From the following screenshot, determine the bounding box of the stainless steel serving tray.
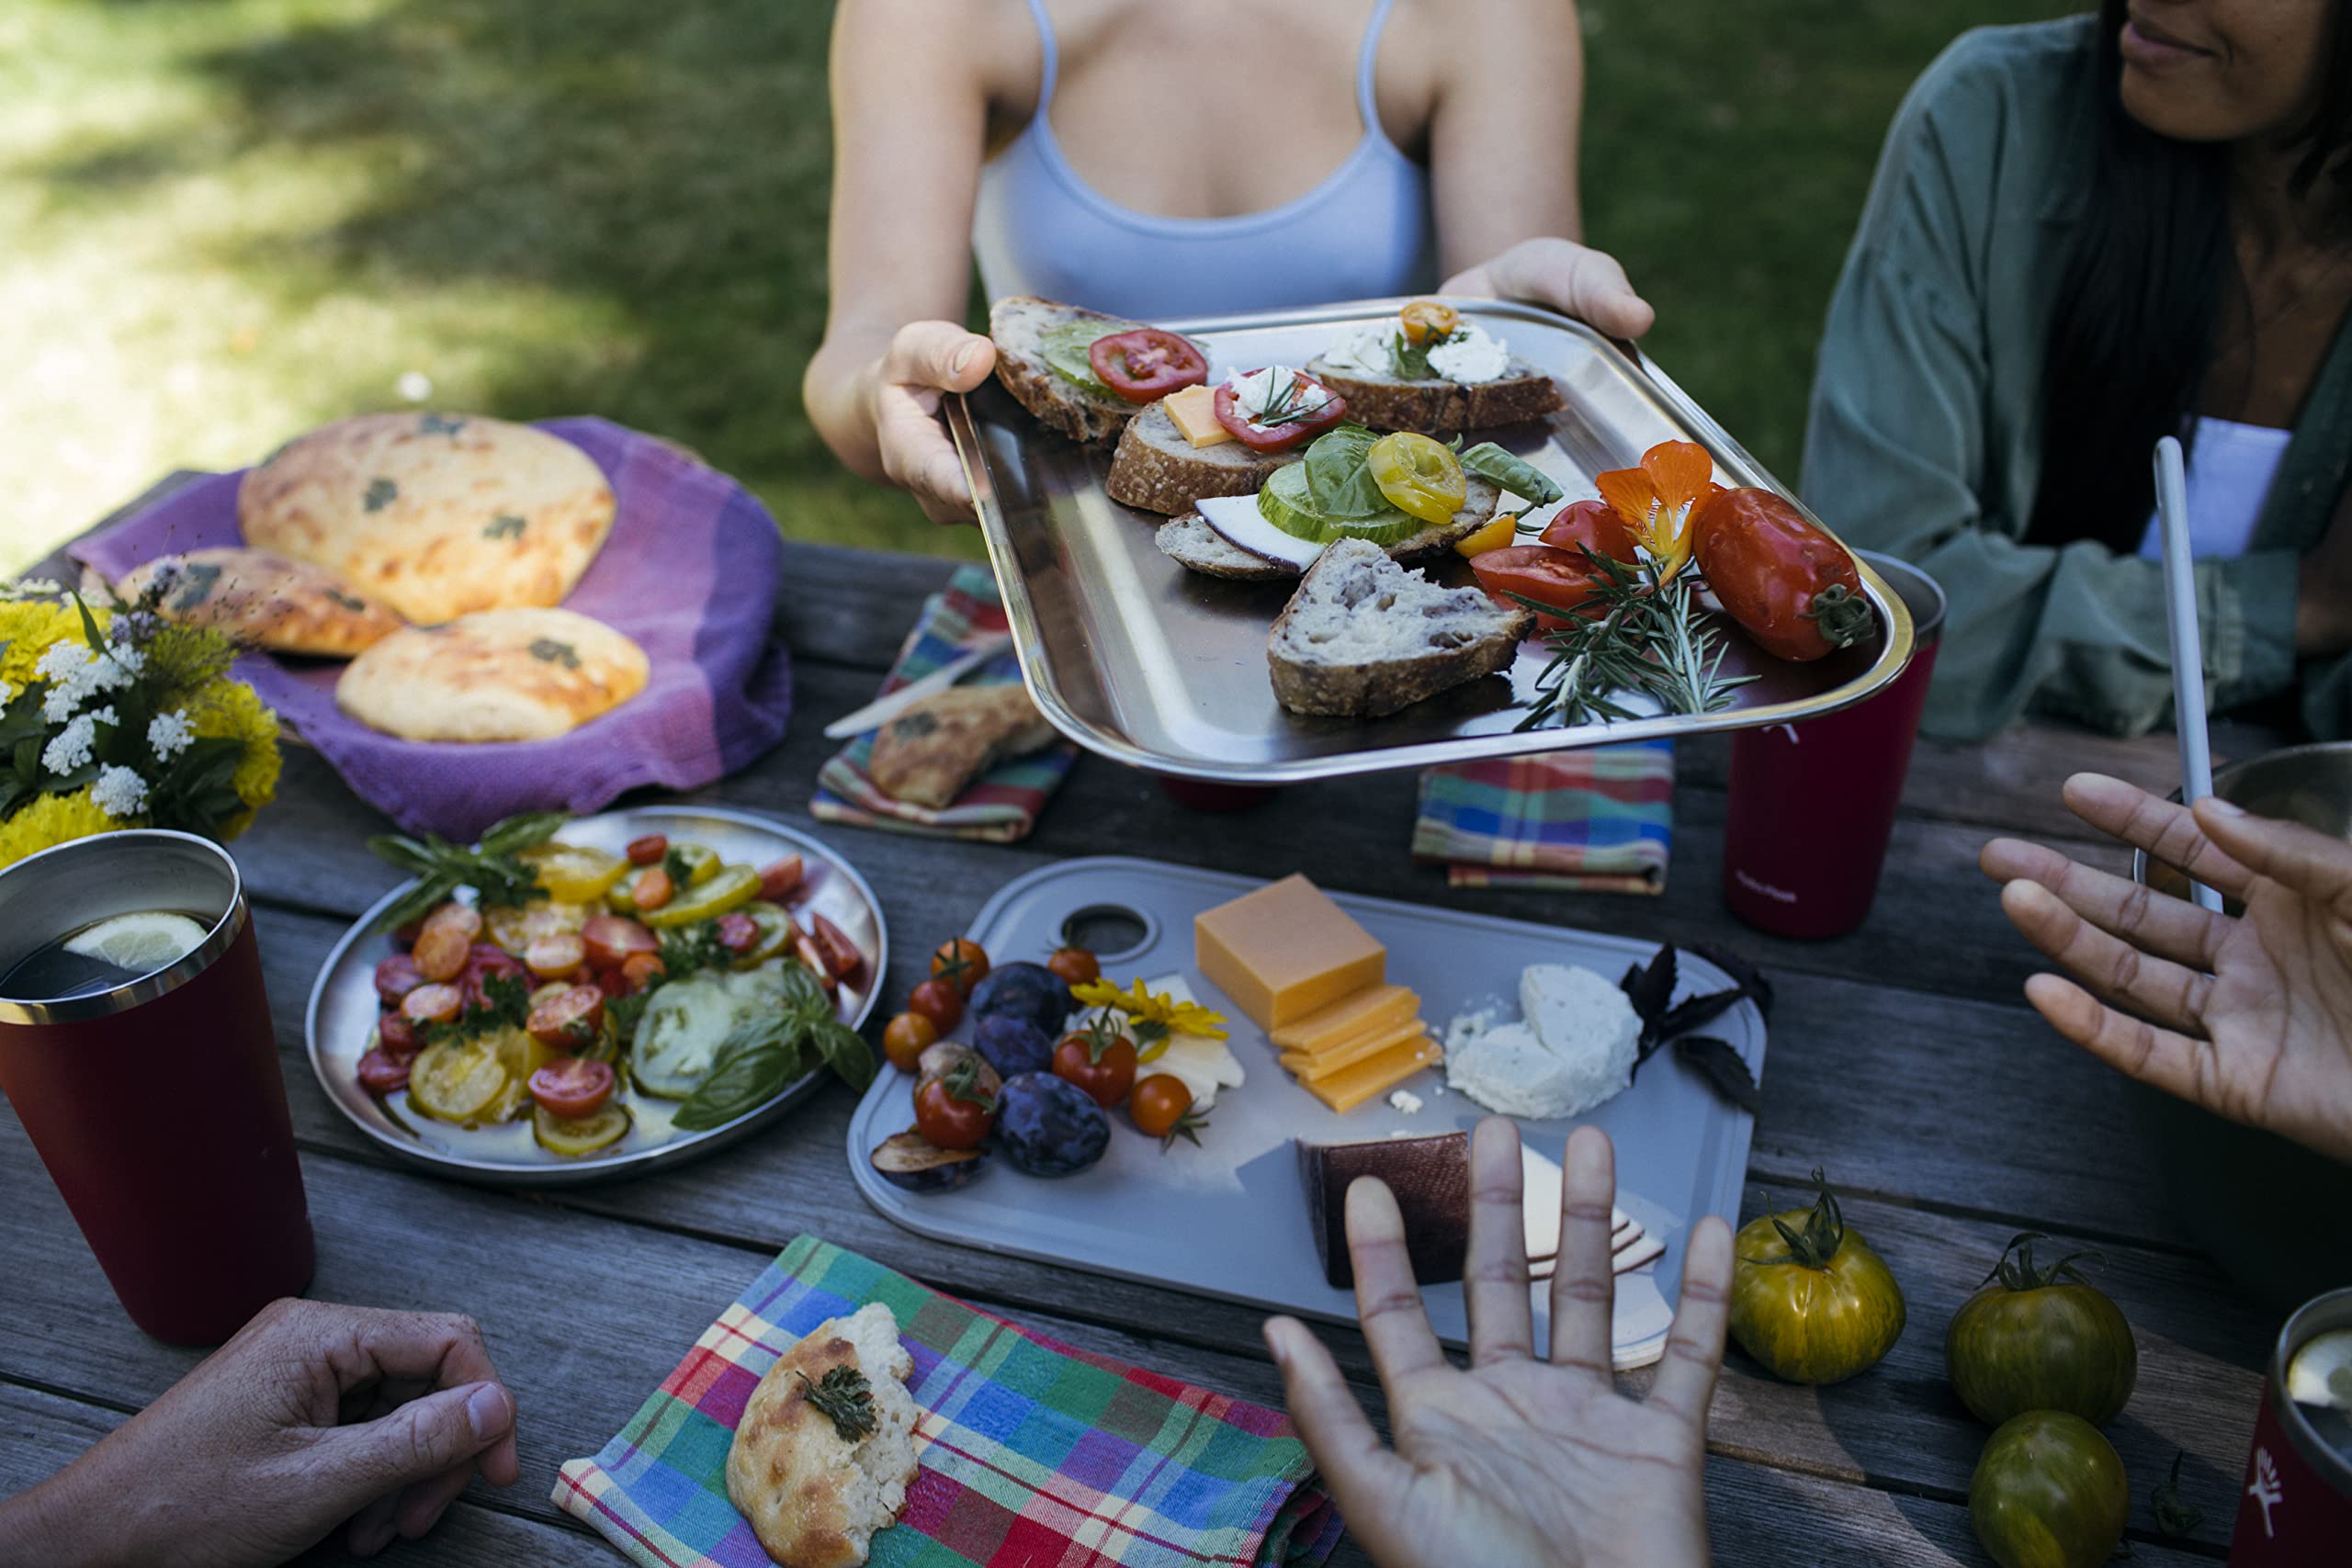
[946,296,1915,783]
[307,807,886,1188]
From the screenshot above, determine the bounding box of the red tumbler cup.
[2230,1289,2352,1562]
[1721,552,1947,939]
[0,830,313,1344]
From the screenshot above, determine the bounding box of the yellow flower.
[0,787,119,872]
[185,677,282,815]
[0,602,97,690]
[1067,976,1228,1041]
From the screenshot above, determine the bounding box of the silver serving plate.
[306,807,887,1188]
[947,296,1916,782]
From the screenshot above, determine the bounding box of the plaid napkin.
[1411,740,1675,893]
[555,1236,1344,1568]
[812,566,1076,843]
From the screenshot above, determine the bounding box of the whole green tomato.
[1947,1233,2138,1427]
[1728,1168,1906,1384]
[1969,1411,2128,1568]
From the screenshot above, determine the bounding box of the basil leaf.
[366,834,441,874]
[808,1018,876,1093]
[1039,321,1114,396]
[478,811,569,856]
[1458,443,1564,505]
[670,1042,797,1132]
[1391,330,1436,381]
[1301,423,1395,520]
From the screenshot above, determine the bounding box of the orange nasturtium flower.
[1594,439,1719,583]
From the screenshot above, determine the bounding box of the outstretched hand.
[0,1299,522,1566]
[1265,1119,1729,1568]
[1442,238,1657,342]
[1982,771,2352,1163]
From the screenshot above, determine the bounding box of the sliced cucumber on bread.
[1267,539,1532,716]
[1156,475,1502,581]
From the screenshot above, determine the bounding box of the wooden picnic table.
[2,502,2292,1565]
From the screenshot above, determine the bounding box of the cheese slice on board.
[1270,983,1419,1053]
[1195,874,1385,1031]
[1299,1034,1443,1114]
[1281,1019,1431,1083]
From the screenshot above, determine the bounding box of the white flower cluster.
[40,705,117,776]
[148,708,195,761]
[91,765,149,819]
[37,638,143,725]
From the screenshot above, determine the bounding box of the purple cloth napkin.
[72,416,793,840]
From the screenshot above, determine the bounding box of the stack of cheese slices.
[1193,874,1438,1114]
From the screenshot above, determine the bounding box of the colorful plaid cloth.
[555,1236,1343,1568]
[812,566,1076,843]
[1411,741,1675,893]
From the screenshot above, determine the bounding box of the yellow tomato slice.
[534,1103,630,1156]
[1366,433,1468,525]
[408,1040,510,1125]
[1400,299,1461,346]
[481,897,594,953]
[1454,513,1518,557]
[514,842,628,904]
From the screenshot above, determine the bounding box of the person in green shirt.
[1802,2,2352,740]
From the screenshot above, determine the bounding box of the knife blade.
[820,633,1016,739]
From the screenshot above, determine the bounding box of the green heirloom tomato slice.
[735,901,797,968]
[630,975,741,1099]
[639,864,759,929]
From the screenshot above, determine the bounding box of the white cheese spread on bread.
[1426,324,1511,384]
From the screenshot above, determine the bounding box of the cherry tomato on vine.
[882,1011,940,1075]
[908,976,965,1032]
[1052,1022,1137,1109]
[1129,1075,1198,1142]
[930,938,990,996]
[1046,944,1100,987]
[913,1059,996,1151]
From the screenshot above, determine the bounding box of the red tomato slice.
[461,942,527,1009]
[1213,371,1347,452]
[357,1047,412,1096]
[1088,329,1208,404]
[582,915,659,971]
[757,854,805,902]
[1469,544,1625,632]
[528,1056,616,1119]
[1540,499,1641,567]
[808,914,862,983]
[378,1009,419,1058]
[374,953,424,1006]
[714,912,760,953]
[526,984,606,1049]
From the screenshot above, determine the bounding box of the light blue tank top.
[973,0,1436,320]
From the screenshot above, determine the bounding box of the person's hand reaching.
[865,321,997,524]
[0,1299,523,1566]
[1265,1119,1730,1568]
[1982,771,2352,1164]
[1442,238,1657,342]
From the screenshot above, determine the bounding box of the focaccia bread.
[727,1303,920,1568]
[113,547,404,657]
[239,412,615,625]
[865,684,1057,808]
[334,607,648,742]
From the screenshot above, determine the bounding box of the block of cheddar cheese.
[1269,983,1419,1052]
[1194,874,1385,1032]
[1299,1033,1443,1114]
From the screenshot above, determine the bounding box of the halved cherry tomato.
[794,935,841,994]
[1453,513,1519,558]
[931,937,989,995]
[378,1009,419,1057]
[1053,1025,1137,1110]
[1399,299,1461,345]
[619,952,666,992]
[374,953,425,1006]
[526,984,605,1049]
[1689,487,1874,662]
[757,854,805,902]
[907,976,964,1032]
[626,833,669,865]
[1213,370,1348,453]
[913,1060,996,1151]
[714,912,761,954]
[461,943,527,1010]
[1366,433,1467,525]
[882,1011,939,1074]
[401,982,463,1025]
[809,914,863,984]
[1129,1074,1194,1139]
[528,1055,616,1119]
[582,915,659,970]
[1088,328,1209,404]
[1046,945,1100,987]
[1470,540,1633,633]
[595,965,631,1000]
[630,866,674,912]
[357,1047,412,1096]
[421,902,483,942]
[1542,497,1643,562]
[411,923,470,982]
[525,932,587,980]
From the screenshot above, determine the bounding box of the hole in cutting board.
[1061,905,1151,962]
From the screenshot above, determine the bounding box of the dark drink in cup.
[1721,551,1947,939]
[2230,1289,2352,1564]
[0,830,312,1344]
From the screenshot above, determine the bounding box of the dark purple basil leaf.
[1620,945,1679,1027]
[1654,987,1749,1041]
[1692,942,1774,1021]
[1676,1035,1761,1116]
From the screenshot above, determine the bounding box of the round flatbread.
[239,412,615,626]
[112,547,405,658]
[334,607,649,743]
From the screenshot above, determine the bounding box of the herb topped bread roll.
[727,1302,920,1568]
[866,685,1057,808]
[334,606,648,742]
[113,547,405,657]
[239,412,615,625]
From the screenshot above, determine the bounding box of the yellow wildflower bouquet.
[0,577,281,871]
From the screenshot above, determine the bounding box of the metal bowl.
[2130,742,2352,1306]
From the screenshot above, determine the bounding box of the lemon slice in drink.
[63,911,209,977]
[2287,1327,2352,1410]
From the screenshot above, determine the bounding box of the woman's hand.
[1982,772,2352,1163]
[1266,1120,1729,1568]
[1442,238,1656,342]
[0,1299,523,1566]
[857,321,999,525]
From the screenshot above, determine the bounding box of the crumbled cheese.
[1386,1088,1424,1115]
[1318,326,1397,377]
[1427,324,1511,384]
[1224,364,1335,430]
[1442,964,1640,1120]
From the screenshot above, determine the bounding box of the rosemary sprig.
[1510,550,1758,730]
[797,1365,877,1442]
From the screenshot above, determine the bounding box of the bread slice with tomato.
[1105,401,1296,515]
[988,297,1212,448]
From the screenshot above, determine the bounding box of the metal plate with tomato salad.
[305,807,886,1185]
[946,296,1917,783]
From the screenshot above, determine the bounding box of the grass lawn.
[0,0,2076,574]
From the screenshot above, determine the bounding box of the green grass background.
[0,0,2076,573]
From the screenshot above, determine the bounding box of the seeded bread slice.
[1155,476,1503,581]
[1304,355,1565,435]
[1268,539,1533,716]
[1105,402,1295,514]
[989,297,1155,446]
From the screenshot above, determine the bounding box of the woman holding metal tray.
[1803,1,2352,742]
[804,0,1656,524]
